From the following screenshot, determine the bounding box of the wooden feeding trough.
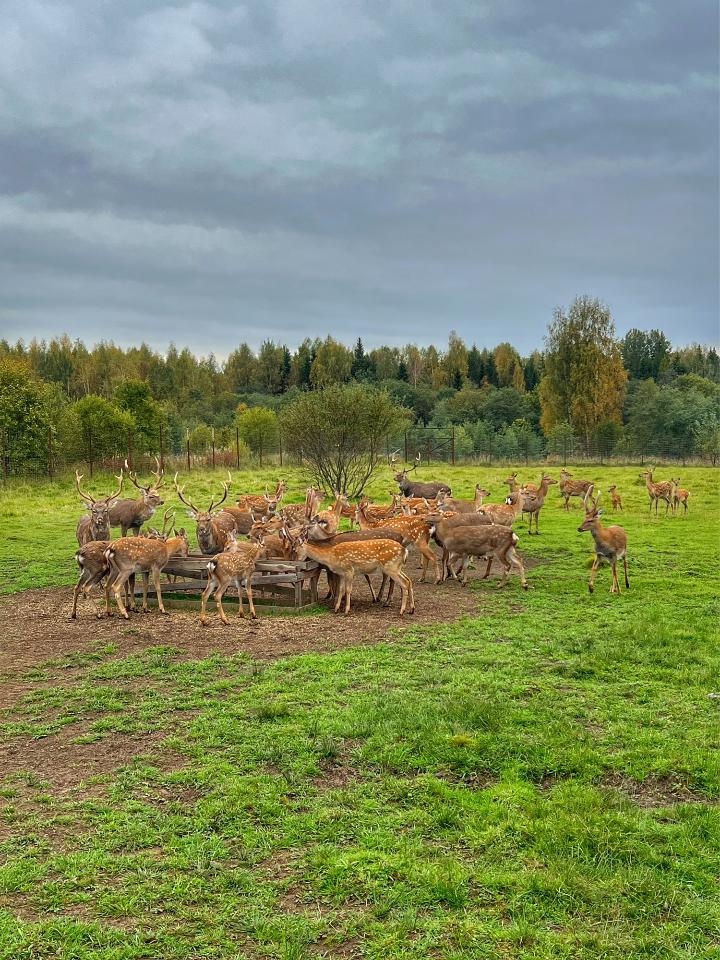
[136,552,323,613]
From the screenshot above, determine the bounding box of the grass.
[0,464,719,958]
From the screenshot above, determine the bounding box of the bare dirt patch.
[600,772,711,808]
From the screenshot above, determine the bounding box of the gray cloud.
[0,0,717,356]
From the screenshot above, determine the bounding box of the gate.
[402,427,456,465]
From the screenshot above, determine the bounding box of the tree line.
[1,296,719,471]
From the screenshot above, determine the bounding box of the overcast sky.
[0,0,717,357]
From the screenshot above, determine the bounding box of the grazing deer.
[517,474,558,535]
[108,458,165,535]
[607,484,623,512]
[559,470,595,511]
[355,501,440,583]
[440,484,491,514]
[578,493,629,594]
[670,478,690,515]
[199,534,267,625]
[391,452,452,499]
[306,517,407,605]
[281,486,323,525]
[75,470,124,545]
[104,529,189,618]
[640,469,673,517]
[442,524,528,589]
[174,475,237,553]
[297,536,414,615]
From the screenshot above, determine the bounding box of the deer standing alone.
[75,470,124,545]
[108,459,165,535]
[578,493,629,594]
[607,484,623,511]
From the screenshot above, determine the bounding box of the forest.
[1,297,719,468]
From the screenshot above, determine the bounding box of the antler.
[125,459,144,491]
[151,456,165,489]
[173,472,199,514]
[160,508,176,537]
[208,481,229,514]
[104,469,124,503]
[408,452,421,472]
[75,470,95,504]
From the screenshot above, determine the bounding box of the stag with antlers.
[578,492,629,595]
[108,458,165,535]
[174,474,237,554]
[390,452,452,500]
[75,469,124,545]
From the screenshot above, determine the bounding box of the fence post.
[404,431,408,463]
[159,424,165,472]
[451,427,456,466]
[236,427,241,468]
[186,433,191,472]
[48,426,54,481]
[279,430,283,467]
[211,428,216,470]
[88,426,94,478]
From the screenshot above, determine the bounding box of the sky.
[0,0,718,358]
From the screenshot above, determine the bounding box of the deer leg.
[112,572,131,619]
[382,576,396,607]
[588,557,600,594]
[141,572,149,613]
[610,560,619,594]
[481,556,492,579]
[388,569,409,614]
[343,574,353,615]
[245,577,258,619]
[216,581,230,625]
[152,566,167,614]
[622,555,630,589]
[508,548,528,589]
[333,574,345,613]
[71,573,88,619]
[200,576,216,625]
[364,574,379,603]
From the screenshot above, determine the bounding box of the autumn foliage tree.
[539,297,627,450]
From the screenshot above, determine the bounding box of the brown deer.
[578,493,629,594]
[316,492,350,534]
[640,469,673,517]
[72,540,112,619]
[281,486,323,525]
[249,518,299,560]
[233,477,287,517]
[440,484,491,514]
[174,475,237,553]
[104,529,189,618]
[504,471,538,494]
[108,458,165,535]
[477,492,525,528]
[559,469,595,511]
[424,510,491,581]
[607,484,623,511]
[670,478,690,515]
[297,536,414,615]
[391,452,452,499]
[357,494,403,522]
[442,524,528,589]
[517,474,558,535]
[399,493,446,515]
[75,469,124,545]
[199,534,268,625]
[355,501,440,582]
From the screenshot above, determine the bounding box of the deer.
[199,533,268,625]
[356,494,403,522]
[296,535,415,615]
[504,471,538,495]
[391,452,452,499]
[316,492,351,535]
[233,477,287,517]
[174,475,238,553]
[108,458,165,536]
[516,474,558,535]
[399,493,446,515]
[306,516,408,606]
[607,484,623,512]
[670,478,690,515]
[578,493,629,594]
[75,469,124,545]
[640,469,673,517]
[440,485,491,514]
[423,510,492,581]
[442,524,528,589]
[71,539,113,619]
[559,469,595,512]
[249,518,299,560]
[281,486,323,525]
[104,528,189,618]
[355,500,441,583]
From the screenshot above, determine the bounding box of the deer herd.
[70,454,692,623]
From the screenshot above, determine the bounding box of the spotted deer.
[233,477,287,517]
[670,478,690,515]
[104,529,189,618]
[75,470,124,545]
[355,501,440,583]
[441,524,528,589]
[607,484,623,511]
[440,484,491,514]
[199,534,268,625]
[316,492,351,535]
[108,458,165,535]
[281,486,323,525]
[174,475,237,553]
[516,474,558,535]
[640,469,673,517]
[578,493,629,594]
[559,470,595,511]
[297,536,415,615]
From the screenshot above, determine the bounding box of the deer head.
[174,474,229,541]
[126,458,165,508]
[76,469,124,537]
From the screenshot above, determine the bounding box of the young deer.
[670,478,690,515]
[442,524,528,589]
[281,486,323,525]
[104,529,189,618]
[199,534,267,625]
[559,470,595,511]
[517,474,558,535]
[578,493,629,594]
[607,484,623,511]
[75,470,124,545]
[297,536,414,615]
[109,459,165,536]
[317,492,350,534]
[356,494,403,522]
[440,484,491,514]
[174,475,237,553]
[355,501,440,582]
[640,469,673,517]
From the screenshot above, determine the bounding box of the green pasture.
[0,465,718,958]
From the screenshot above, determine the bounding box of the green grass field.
[0,465,719,959]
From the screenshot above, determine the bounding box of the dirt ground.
[0,557,535,792]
